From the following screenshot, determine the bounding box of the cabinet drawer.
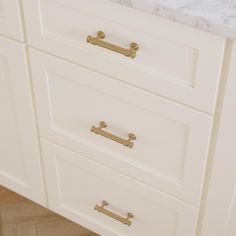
[0,0,24,40]
[30,49,212,205]
[41,140,198,236]
[23,0,225,113]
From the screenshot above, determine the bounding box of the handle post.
[95,201,134,226]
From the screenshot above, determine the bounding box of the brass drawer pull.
[95,201,134,226]
[87,31,139,59]
[91,121,136,148]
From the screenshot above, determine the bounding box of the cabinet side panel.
[0,36,46,205]
[201,41,236,236]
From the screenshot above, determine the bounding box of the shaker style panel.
[41,140,199,236]
[22,0,225,113]
[0,0,24,40]
[29,49,213,205]
[0,36,46,205]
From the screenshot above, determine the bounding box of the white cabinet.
[0,1,235,236]
[200,42,236,236]
[0,36,46,205]
[0,0,24,40]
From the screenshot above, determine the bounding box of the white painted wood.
[41,139,199,236]
[29,48,213,205]
[22,0,225,113]
[0,1,234,234]
[200,41,236,236]
[0,36,46,205]
[0,0,24,40]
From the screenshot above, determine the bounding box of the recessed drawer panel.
[23,0,225,113]
[30,49,212,205]
[41,140,198,236]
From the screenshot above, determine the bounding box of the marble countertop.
[111,0,236,39]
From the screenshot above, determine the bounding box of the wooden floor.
[0,185,98,236]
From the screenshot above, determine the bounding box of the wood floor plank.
[0,187,26,205]
[2,222,37,236]
[16,224,37,236]
[1,202,52,223]
[0,185,98,236]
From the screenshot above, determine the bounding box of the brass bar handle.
[91,121,136,148]
[95,201,134,226]
[87,31,139,59]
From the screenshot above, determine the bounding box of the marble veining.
[110,0,236,39]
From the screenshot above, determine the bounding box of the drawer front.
[30,49,212,205]
[41,140,198,236]
[23,0,225,113]
[0,0,24,40]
